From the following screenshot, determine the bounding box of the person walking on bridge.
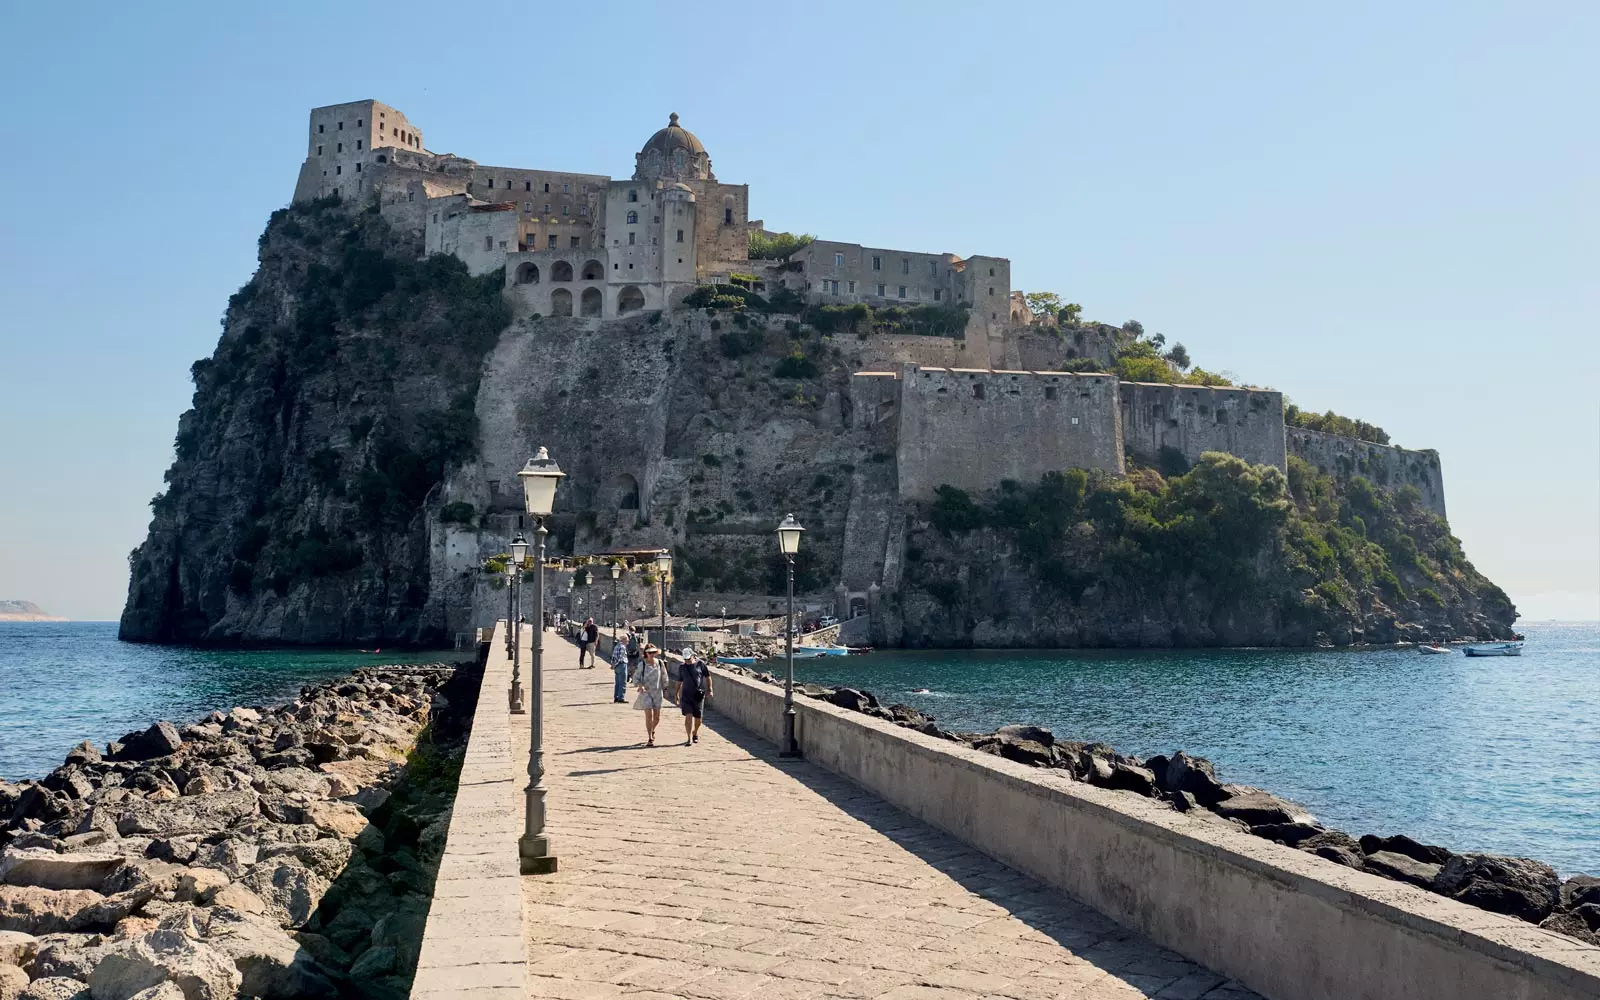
[579,617,599,668]
[677,648,712,745]
[610,631,630,703]
[633,644,667,747]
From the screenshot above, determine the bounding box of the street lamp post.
[776,514,805,758]
[609,561,621,643]
[508,533,529,714]
[654,550,672,650]
[516,447,565,875]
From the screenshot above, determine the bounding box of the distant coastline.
[0,599,67,622]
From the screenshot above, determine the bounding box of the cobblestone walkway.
[518,638,1260,1000]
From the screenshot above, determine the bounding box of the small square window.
[872,256,881,271]
[628,232,636,245]
[335,165,342,175]
[876,283,885,296]
[901,259,909,274]
[336,142,343,153]
[548,235,558,248]
[354,162,361,172]
[835,253,844,267]
[318,124,324,134]
[847,280,856,293]
[316,145,323,156]
[563,183,569,193]
[485,236,493,251]
[337,121,344,130]
[357,119,363,127]
[898,285,906,298]
[1071,416,1080,425]
[934,289,942,301]
[676,229,684,242]
[570,236,580,248]
[1045,386,1058,400]
[525,181,531,191]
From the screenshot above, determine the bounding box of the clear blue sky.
[1,1,1595,622]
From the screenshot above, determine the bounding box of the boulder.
[1090,762,1156,796]
[1160,752,1228,806]
[18,978,91,1000]
[1363,851,1441,888]
[202,909,336,999]
[238,862,330,929]
[347,944,394,978]
[124,985,184,1000]
[87,929,240,1000]
[190,844,255,882]
[101,861,183,897]
[1170,791,1199,813]
[109,725,183,764]
[114,792,258,839]
[205,888,263,917]
[1431,854,1560,923]
[29,937,114,982]
[1576,903,1600,932]
[1560,875,1600,911]
[995,738,1054,769]
[1212,791,1312,827]
[1314,845,1365,870]
[0,885,157,935]
[1539,911,1600,946]
[64,745,102,768]
[0,931,37,968]
[299,804,365,841]
[258,772,327,802]
[174,871,229,905]
[1358,834,1451,866]
[256,843,350,883]
[318,775,358,800]
[825,689,872,713]
[1249,822,1325,847]
[0,964,26,1000]
[1299,830,1363,855]
[886,705,930,728]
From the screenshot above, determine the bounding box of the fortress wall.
[895,368,1123,500]
[1288,426,1447,517]
[1119,382,1287,471]
[852,334,970,371]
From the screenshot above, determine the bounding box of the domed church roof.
[634,113,713,182]
[641,112,705,158]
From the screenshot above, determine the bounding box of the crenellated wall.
[1288,427,1447,516]
[1119,382,1287,472]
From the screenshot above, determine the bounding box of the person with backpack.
[609,631,630,703]
[677,647,713,745]
[625,627,642,682]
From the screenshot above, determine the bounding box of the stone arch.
[581,259,604,281]
[551,288,573,317]
[849,596,867,618]
[610,472,640,510]
[617,285,645,314]
[580,286,602,317]
[515,262,540,284]
[551,260,574,282]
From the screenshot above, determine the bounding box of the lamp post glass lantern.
[516,447,565,875]
[776,513,804,758]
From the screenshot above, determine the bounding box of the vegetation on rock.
[747,230,815,260]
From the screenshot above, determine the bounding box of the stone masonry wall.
[1287,427,1447,517]
[1118,382,1287,472]
[894,367,1124,500]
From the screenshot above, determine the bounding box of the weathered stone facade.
[1288,426,1446,516]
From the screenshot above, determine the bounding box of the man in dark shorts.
[578,618,599,668]
[677,648,712,745]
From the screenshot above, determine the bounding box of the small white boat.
[1418,644,1451,655]
[797,645,849,656]
[1463,642,1523,657]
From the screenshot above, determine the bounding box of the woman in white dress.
[633,645,667,747]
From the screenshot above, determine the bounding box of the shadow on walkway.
[697,703,1257,1000]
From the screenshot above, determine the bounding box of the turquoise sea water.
[791,622,1600,875]
[0,621,453,781]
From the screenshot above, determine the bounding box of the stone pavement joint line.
[520,637,1262,1000]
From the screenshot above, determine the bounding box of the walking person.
[633,644,667,747]
[579,617,599,668]
[626,627,642,682]
[677,647,713,745]
[610,632,630,703]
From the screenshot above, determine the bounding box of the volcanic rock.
[1358,833,1452,866]
[0,852,125,893]
[1362,851,1441,889]
[1212,791,1312,827]
[88,929,241,1000]
[18,978,91,1000]
[1431,853,1560,923]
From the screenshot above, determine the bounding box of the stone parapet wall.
[1288,426,1447,516]
[707,666,1600,1000]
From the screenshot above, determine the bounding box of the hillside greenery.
[747,230,815,260]
[924,453,1507,629]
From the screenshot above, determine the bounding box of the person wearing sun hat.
[632,643,667,747]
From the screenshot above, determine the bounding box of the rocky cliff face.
[121,198,508,645]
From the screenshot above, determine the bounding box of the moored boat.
[1418,644,1451,654]
[1463,642,1524,657]
[716,656,759,665]
[797,645,849,656]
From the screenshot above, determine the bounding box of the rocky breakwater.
[0,663,477,1000]
[724,666,1600,950]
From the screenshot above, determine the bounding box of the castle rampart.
[888,366,1124,500]
[1119,382,1287,472]
[1287,426,1446,516]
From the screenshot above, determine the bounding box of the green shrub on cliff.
[1285,404,1391,445]
[748,230,814,260]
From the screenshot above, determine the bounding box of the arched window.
[626,210,638,225]
[580,287,603,317]
[515,262,540,284]
[550,288,573,317]
[617,285,645,314]
[581,260,603,281]
[673,149,687,172]
[551,260,574,282]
